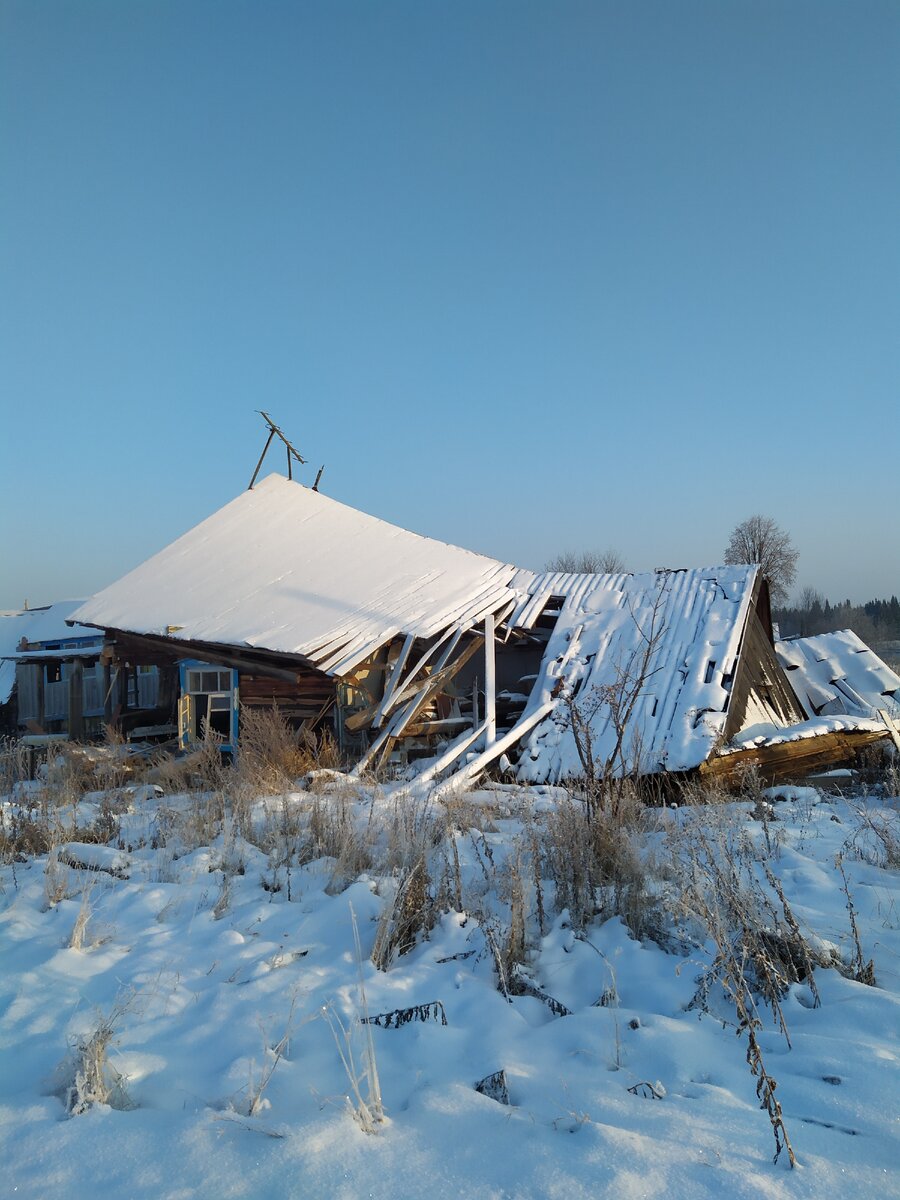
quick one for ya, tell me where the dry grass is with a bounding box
[540,790,656,939]
[61,994,134,1115]
[235,706,339,793]
[843,795,900,869]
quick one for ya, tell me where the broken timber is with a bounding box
[700,727,889,787]
[353,632,484,773]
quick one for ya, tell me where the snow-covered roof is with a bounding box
[511,565,760,780]
[776,630,900,719]
[72,474,520,677]
[0,601,97,704]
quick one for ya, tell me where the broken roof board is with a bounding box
[510,565,762,780]
[776,629,900,719]
[72,474,520,678]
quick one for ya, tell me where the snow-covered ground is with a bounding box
[1,775,898,1199]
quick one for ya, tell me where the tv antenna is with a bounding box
[248,411,323,489]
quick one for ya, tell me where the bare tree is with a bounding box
[724,515,797,606]
[546,549,626,574]
[796,586,825,636]
[797,586,824,612]
[563,576,668,819]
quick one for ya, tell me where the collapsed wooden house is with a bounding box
[69,474,894,787]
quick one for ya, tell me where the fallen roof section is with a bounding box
[700,714,890,786]
[509,564,800,782]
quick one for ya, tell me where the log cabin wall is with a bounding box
[238,670,335,727]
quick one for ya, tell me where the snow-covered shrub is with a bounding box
[59,996,134,1116]
[324,907,384,1133]
[43,848,72,909]
[372,855,434,969]
[844,795,900,869]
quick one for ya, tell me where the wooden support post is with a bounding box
[102,662,112,725]
[484,612,496,749]
[68,660,84,741]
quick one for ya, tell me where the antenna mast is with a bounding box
[248,411,308,488]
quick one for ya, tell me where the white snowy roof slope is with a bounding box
[511,565,761,780]
[72,474,520,677]
[776,630,900,719]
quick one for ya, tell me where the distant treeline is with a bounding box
[774,594,900,644]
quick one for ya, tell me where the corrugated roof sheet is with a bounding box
[72,474,520,677]
[511,565,760,779]
[776,630,900,719]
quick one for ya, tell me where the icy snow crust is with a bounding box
[3,783,898,1200]
[776,630,900,719]
[511,566,759,779]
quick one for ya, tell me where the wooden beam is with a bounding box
[377,627,460,723]
[348,627,472,734]
[484,612,496,748]
[104,629,316,683]
[430,700,556,800]
[371,633,415,727]
[409,719,489,788]
[700,727,889,786]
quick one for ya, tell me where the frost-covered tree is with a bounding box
[724,515,798,606]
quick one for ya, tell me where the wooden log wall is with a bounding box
[239,670,335,726]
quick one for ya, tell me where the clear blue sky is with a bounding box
[2,0,897,610]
